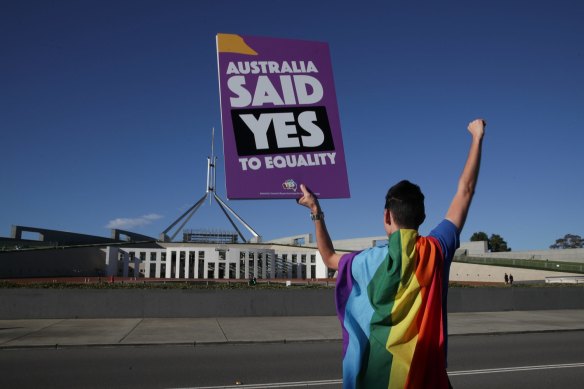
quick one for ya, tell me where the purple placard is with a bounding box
[216,34,350,199]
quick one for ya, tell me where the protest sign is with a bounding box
[217,34,350,199]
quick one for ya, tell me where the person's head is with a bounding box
[384,180,426,233]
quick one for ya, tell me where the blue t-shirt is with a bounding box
[429,219,460,363]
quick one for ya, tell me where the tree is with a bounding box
[470,231,512,252]
[550,234,584,249]
[489,234,511,252]
[470,231,489,242]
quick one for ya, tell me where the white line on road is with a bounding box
[170,379,342,388]
[174,362,584,388]
[448,362,584,376]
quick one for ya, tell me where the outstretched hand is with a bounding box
[297,184,320,214]
[445,117,486,231]
[468,118,486,139]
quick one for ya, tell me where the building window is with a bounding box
[239,255,245,279]
[189,252,195,278]
[248,252,255,278]
[198,259,204,279]
[229,263,236,279]
[265,253,272,277]
[160,253,166,277]
[179,251,186,278]
[207,263,215,279]
[171,251,178,278]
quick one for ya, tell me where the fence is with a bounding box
[455,255,584,274]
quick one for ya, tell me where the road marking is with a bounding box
[174,363,584,388]
[170,379,342,388]
[449,362,584,376]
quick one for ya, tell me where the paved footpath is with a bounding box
[1,310,584,349]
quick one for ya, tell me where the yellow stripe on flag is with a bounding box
[386,230,422,389]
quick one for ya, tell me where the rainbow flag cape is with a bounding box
[335,229,449,389]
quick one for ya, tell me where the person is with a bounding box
[509,274,514,285]
[505,272,509,284]
[297,119,486,388]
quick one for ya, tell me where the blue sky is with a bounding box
[2,0,583,250]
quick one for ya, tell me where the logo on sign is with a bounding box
[282,179,297,191]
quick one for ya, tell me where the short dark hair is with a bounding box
[384,180,426,229]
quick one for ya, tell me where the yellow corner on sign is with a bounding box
[217,34,258,55]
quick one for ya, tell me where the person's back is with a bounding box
[336,230,450,388]
[298,119,485,388]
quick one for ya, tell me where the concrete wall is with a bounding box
[11,225,118,245]
[459,241,488,255]
[0,288,337,319]
[473,248,584,263]
[0,247,106,278]
[332,236,388,251]
[450,262,580,283]
[448,287,584,313]
[1,287,584,319]
[267,234,313,245]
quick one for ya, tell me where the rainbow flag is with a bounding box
[335,229,449,389]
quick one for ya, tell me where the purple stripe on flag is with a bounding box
[335,251,361,357]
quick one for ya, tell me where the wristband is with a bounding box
[310,212,324,221]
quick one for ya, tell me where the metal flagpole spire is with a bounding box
[160,128,260,243]
[207,127,216,203]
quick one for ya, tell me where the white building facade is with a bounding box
[104,243,329,280]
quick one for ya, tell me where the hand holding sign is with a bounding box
[297,184,321,215]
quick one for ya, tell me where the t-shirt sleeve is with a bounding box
[429,219,460,264]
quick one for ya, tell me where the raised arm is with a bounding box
[297,184,343,270]
[445,119,486,231]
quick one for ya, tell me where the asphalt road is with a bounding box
[1,331,584,388]
[448,331,584,388]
